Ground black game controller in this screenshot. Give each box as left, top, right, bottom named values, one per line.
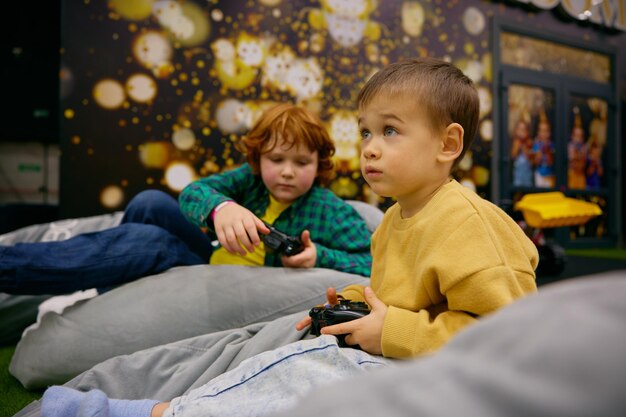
left=309, top=299, right=370, bottom=346
left=260, top=222, right=304, bottom=256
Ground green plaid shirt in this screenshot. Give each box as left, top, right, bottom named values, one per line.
left=179, top=163, right=372, bottom=276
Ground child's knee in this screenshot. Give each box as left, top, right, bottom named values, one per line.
left=124, top=190, right=177, bottom=221
left=129, top=190, right=172, bottom=210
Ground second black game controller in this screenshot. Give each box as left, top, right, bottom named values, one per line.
left=260, top=221, right=304, bottom=256
left=309, top=299, right=370, bottom=346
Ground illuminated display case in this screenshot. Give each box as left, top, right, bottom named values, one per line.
left=493, top=19, right=619, bottom=248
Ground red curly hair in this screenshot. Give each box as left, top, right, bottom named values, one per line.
left=241, top=103, right=336, bottom=186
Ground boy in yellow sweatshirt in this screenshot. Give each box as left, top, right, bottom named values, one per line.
left=297, top=56, right=538, bottom=357
left=40, top=57, right=538, bottom=417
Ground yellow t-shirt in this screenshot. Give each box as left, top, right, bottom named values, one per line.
left=210, top=195, right=291, bottom=266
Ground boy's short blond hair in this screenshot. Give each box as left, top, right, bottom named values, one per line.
left=241, top=103, right=336, bottom=186
left=357, top=57, right=480, bottom=171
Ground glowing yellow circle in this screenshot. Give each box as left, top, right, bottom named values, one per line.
left=132, top=31, right=173, bottom=70
left=473, top=166, right=490, bottom=186
left=126, top=73, right=158, bottom=103
left=139, top=142, right=171, bottom=169
left=109, top=0, right=154, bottom=21
left=165, top=162, right=196, bottom=192
left=172, top=128, right=196, bottom=151
left=93, top=79, right=126, bottom=110
left=100, top=185, right=125, bottom=209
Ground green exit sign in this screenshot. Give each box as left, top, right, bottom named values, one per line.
left=18, top=163, right=42, bottom=172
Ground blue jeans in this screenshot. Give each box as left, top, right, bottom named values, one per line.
left=0, top=190, right=210, bottom=295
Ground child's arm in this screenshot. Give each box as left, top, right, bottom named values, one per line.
left=212, top=201, right=269, bottom=255
left=299, top=195, right=373, bottom=276
left=281, top=228, right=372, bottom=275
left=314, top=244, right=372, bottom=277
left=179, top=164, right=255, bottom=228
left=380, top=261, right=536, bottom=359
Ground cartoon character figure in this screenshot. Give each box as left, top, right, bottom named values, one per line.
left=510, top=118, right=533, bottom=187
left=214, top=99, right=276, bottom=134
left=260, top=40, right=323, bottom=103
left=308, top=0, right=381, bottom=48
left=214, top=98, right=250, bottom=133
left=531, top=111, right=555, bottom=188
left=285, top=57, right=324, bottom=103
left=235, top=32, right=266, bottom=68
left=328, top=110, right=360, bottom=172
left=588, top=98, right=607, bottom=149
left=586, top=139, right=604, bottom=189
left=261, top=43, right=296, bottom=93
left=211, top=32, right=267, bottom=91
left=567, top=108, right=587, bottom=190
left=329, top=176, right=360, bottom=199
left=401, top=1, right=425, bottom=37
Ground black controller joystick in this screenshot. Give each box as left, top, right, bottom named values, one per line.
left=260, top=222, right=304, bottom=256
left=309, top=299, right=370, bottom=346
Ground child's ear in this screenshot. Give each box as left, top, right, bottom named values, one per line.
left=437, top=123, right=464, bottom=163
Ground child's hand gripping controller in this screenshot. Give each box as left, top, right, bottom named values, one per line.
left=309, top=299, right=370, bottom=346
left=260, top=221, right=304, bottom=256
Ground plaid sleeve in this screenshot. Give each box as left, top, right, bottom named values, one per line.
left=302, top=191, right=373, bottom=277
left=178, top=164, right=252, bottom=227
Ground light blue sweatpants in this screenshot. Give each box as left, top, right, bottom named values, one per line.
left=163, top=335, right=393, bottom=417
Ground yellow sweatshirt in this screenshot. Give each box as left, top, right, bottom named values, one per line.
left=340, top=180, right=538, bottom=358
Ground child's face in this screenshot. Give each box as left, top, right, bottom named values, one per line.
left=571, top=126, right=584, bottom=143
left=536, top=121, right=551, bottom=141
left=514, top=121, right=529, bottom=140
left=358, top=93, right=446, bottom=205
left=260, top=134, right=319, bottom=204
